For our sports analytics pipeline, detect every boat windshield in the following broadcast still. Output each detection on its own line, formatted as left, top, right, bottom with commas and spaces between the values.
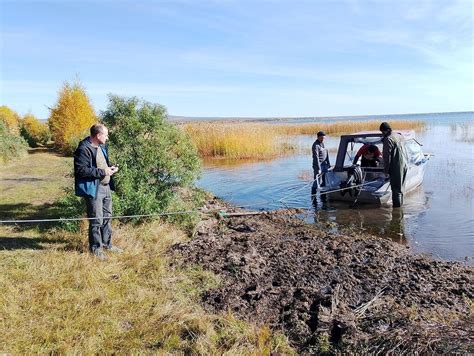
353, 137, 383, 145
346, 141, 384, 167
404, 139, 425, 165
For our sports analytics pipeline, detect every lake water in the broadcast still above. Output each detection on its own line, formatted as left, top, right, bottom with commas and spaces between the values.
197, 112, 474, 265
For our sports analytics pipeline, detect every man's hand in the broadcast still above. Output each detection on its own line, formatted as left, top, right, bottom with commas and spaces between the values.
104, 166, 119, 176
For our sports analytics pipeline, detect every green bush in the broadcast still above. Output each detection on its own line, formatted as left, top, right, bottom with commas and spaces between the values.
0, 121, 28, 163
102, 95, 203, 230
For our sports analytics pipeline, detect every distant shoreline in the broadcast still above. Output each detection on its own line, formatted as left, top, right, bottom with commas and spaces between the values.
38, 111, 472, 124
168, 111, 473, 123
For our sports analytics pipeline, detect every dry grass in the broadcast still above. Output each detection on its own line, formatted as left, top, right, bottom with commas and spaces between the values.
0, 150, 294, 354
0, 148, 71, 207
183, 122, 293, 159
183, 120, 426, 159
273, 119, 426, 136
0, 223, 293, 354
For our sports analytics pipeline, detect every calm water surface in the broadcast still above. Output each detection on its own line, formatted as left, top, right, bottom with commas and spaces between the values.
197, 113, 474, 264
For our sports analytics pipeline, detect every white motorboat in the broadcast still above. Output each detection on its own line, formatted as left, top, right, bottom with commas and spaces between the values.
323, 130, 430, 205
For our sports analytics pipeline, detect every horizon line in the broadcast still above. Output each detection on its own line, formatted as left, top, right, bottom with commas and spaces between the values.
168, 110, 473, 121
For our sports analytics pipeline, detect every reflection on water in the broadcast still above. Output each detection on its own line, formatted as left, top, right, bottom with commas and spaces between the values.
197, 113, 474, 264
310, 193, 410, 244
308, 180, 433, 245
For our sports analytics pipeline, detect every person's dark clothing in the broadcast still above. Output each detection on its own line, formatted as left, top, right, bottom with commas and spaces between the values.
312, 139, 330, 187
74, 137, 115, 252
382, 132, 408, 207
353, 144, 382, 167
74, 137, 115, 198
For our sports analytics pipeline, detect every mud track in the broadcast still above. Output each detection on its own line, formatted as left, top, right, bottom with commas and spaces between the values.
172, 199, 473, 354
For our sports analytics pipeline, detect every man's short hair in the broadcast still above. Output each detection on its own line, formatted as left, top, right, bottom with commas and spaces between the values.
379, 122, 392, 132
90, 124, 106, 137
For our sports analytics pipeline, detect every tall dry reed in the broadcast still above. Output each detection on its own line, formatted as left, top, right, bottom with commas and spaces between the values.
183, 122, 292, 159
274, 120, 426, 136
183, 120, 426, 159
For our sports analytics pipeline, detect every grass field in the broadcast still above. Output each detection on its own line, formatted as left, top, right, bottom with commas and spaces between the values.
0, 150, 293, 354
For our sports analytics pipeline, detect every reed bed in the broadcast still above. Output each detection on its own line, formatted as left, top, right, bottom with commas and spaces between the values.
183, 122, 292, 159
274, 119, 426, 136
182, 120, 426, 159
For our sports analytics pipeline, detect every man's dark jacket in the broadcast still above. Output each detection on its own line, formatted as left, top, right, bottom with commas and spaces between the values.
74, 137, 115, 198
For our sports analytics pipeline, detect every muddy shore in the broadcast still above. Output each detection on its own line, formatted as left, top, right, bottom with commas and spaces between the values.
172, 198, 473, 354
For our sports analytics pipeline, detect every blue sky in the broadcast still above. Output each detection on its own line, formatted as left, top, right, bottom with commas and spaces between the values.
1, 0, 473, 119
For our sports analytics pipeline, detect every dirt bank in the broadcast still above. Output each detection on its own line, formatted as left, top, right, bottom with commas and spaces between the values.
172, 199, 473, 353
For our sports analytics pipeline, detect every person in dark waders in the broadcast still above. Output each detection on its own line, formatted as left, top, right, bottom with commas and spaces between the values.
380, 122, 408, 208
311, 131, 331, 208
312, 131, 331, 189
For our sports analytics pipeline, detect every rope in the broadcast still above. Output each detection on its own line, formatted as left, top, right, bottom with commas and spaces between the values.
0, 173, 387, 224
314, 181, 376, 196
278, 176, 319, 202
278, 173, 377, 205
0, 210, 202, 224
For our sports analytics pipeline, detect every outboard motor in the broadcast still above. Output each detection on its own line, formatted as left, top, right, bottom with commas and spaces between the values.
340, 165, 363, 197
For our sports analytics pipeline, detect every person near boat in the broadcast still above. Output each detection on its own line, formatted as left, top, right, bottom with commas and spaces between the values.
353, 144, 382, 167
312, 131, 331, 189
380, 122, 408, 207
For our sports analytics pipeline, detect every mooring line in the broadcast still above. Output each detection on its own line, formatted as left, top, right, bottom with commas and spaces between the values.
0, 176, 385, 224
278, 176, 319, 203
314, 181, 376, 197
0, 210, 202, 224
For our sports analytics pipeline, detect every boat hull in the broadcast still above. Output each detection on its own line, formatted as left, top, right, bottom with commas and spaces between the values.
324, 161, 427, 206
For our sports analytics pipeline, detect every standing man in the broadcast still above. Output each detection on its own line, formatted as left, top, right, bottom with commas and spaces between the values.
74, 123, 122, 260
312, 131, 331, 189
380, 122, 408, 208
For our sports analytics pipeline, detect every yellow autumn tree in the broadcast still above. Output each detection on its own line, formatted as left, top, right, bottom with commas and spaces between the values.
0, 105, 21, 135
48, 81, 96, 153
21, 113, 51, 147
